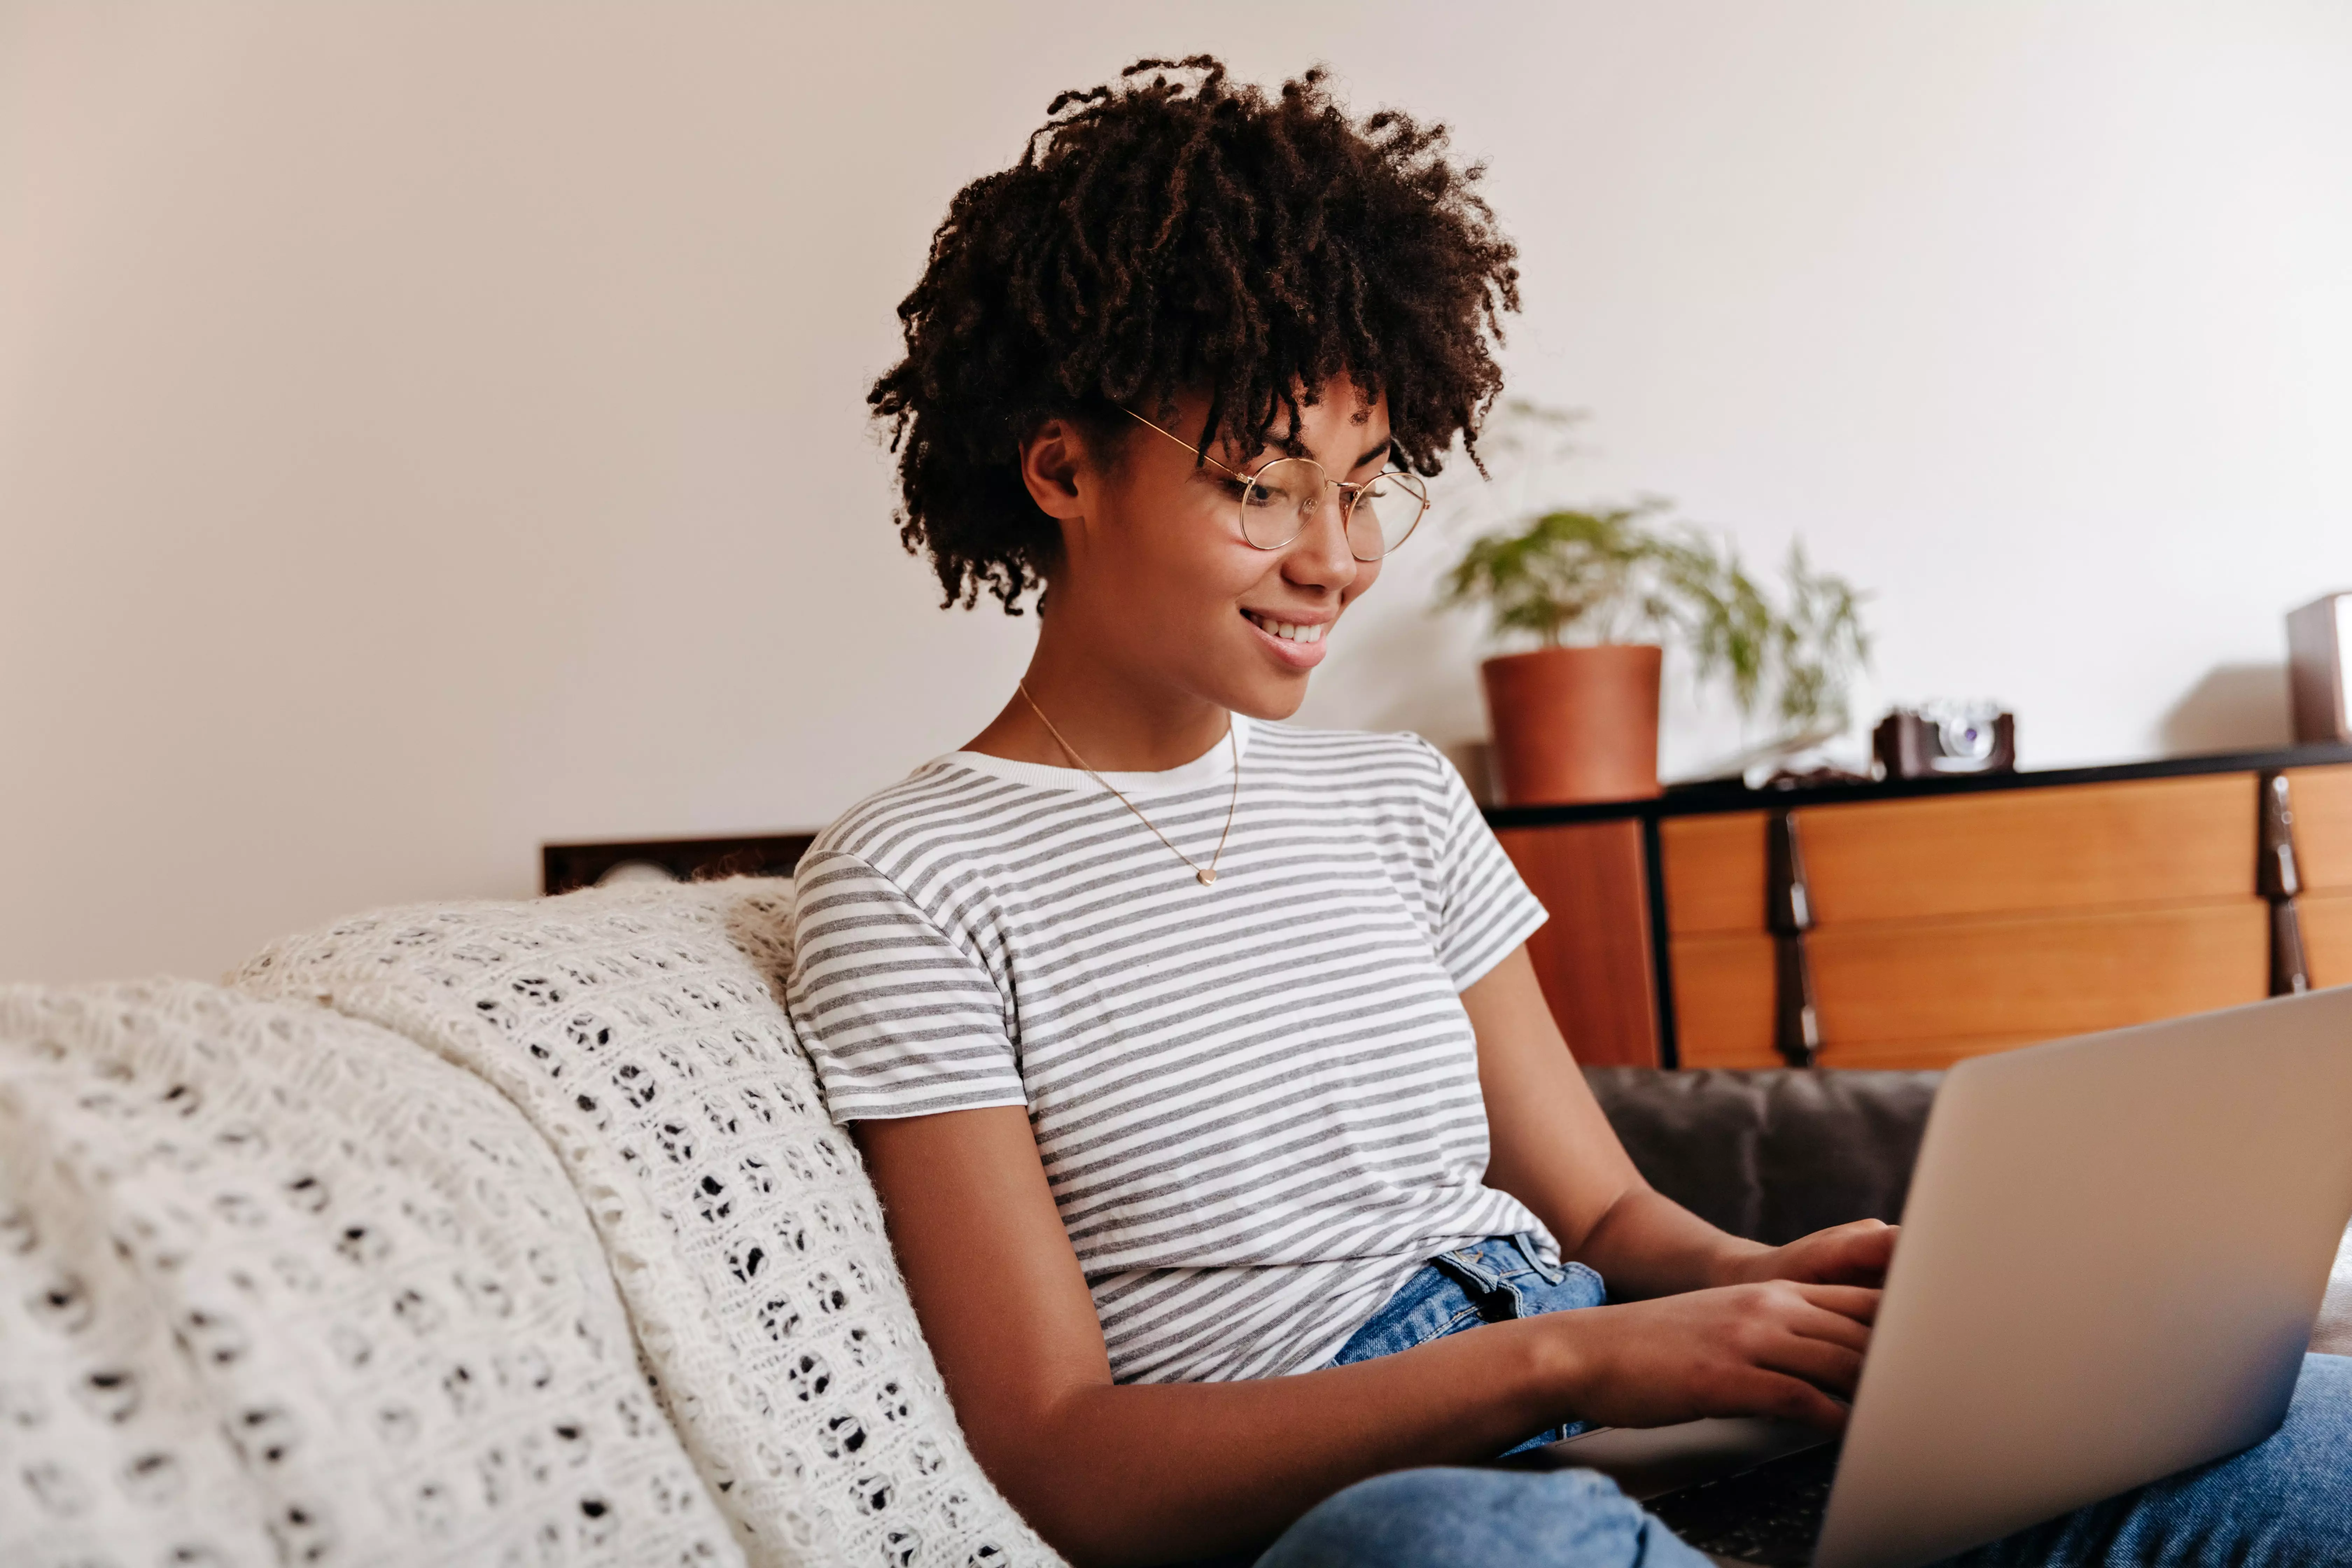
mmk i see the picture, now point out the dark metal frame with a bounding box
[1638,814,1681,1069]
[1486,741,2352,833]
[2260,770,2312,996]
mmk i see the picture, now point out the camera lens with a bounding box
[1938,711,1997,762]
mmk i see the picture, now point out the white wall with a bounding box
[6,1,2351,983]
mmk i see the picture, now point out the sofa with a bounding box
[4,877,2347,1568]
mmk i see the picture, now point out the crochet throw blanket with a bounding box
[0,978,742,1567]
[234,878,1060,1568]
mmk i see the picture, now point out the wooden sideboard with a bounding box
[1486,744,2352,1071]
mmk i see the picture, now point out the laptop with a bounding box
[1517,983,2352,1568]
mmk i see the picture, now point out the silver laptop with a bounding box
[1532,983,2352,1568]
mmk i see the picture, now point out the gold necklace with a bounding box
[1016,682,1240,887]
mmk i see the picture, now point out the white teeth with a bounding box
[1246,611,1328,645]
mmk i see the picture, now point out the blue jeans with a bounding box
[1324,1235,1609,1454]
[1252,1238,2352,1567]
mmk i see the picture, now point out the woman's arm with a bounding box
[859,1096,1876,1566]
[1465,945,1896,1296]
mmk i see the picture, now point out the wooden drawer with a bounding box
[2302,890,2352,988]
[1673,902,2269,1070]
[1661,813,1768,935]
[1798,776,2255,924]
[1669,934,1776,1066]
[1809,903,2266,1045]
[2287,766,2352,892]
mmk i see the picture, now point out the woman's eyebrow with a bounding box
[1211,437,1391,474]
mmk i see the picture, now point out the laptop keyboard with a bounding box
[1645,1442,1841,1567]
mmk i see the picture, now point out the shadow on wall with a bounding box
[2159,663,2292,755]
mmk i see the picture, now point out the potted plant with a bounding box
[1442,497,1869,805]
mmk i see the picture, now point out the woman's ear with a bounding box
[1018,419,1090,524]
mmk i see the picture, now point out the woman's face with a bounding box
[1029,377,1392,722]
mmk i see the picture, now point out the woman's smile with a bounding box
[1242,607,1333,667]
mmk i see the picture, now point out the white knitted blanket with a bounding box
[234,878,1060,1568]
[0,979,742,1567]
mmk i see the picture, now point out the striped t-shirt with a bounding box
[785,720,1554,1384]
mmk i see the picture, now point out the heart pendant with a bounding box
[1196,868,1218,886]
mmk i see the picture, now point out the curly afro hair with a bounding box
[868,55,1521,614]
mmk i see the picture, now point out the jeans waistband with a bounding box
[1429,1233,1569,1297]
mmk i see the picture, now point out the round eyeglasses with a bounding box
[1123,407,1430,561]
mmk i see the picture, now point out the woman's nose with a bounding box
[1283,485,1359,587]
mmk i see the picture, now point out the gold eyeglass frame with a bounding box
[1120,407,1428,562]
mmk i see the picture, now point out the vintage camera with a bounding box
[1874,703,2016,779]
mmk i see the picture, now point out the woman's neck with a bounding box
[963,630,1232,775]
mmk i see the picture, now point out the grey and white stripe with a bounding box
[787,721,1553,1384]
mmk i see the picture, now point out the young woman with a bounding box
[788,58,2352,1568]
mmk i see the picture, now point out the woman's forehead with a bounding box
[1199,390,1390,469]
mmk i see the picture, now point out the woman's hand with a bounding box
[1544,1279,1880,1432]
[1716,1218,1898,1290]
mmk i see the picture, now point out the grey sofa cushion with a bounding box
[1584,1068,1943,1246]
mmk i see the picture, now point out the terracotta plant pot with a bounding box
[1479,644,1665,805]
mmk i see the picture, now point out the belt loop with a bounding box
[1510,1232,1567,1285]
[1431,1242,1505,1296]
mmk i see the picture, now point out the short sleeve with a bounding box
[1419,739,1548,990]
[784,846,1028,1123]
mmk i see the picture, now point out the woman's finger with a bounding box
[1835,1224,1898,1277]
[1729,1367,1852,1432]
[1793,1283,1880,1324]
[1815,1232,1895,1284]
[1755,1332,1866,1398]
[1783,1304,1871,1354]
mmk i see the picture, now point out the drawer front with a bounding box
[1809,902,2266,1044]
[1669,934,1777,1066]
[1661,813,1768,936]
[2301,890,2352,988]
[2287,765,2352,892]
[1796,775,2256,924]
[1672,903,2268,1069]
